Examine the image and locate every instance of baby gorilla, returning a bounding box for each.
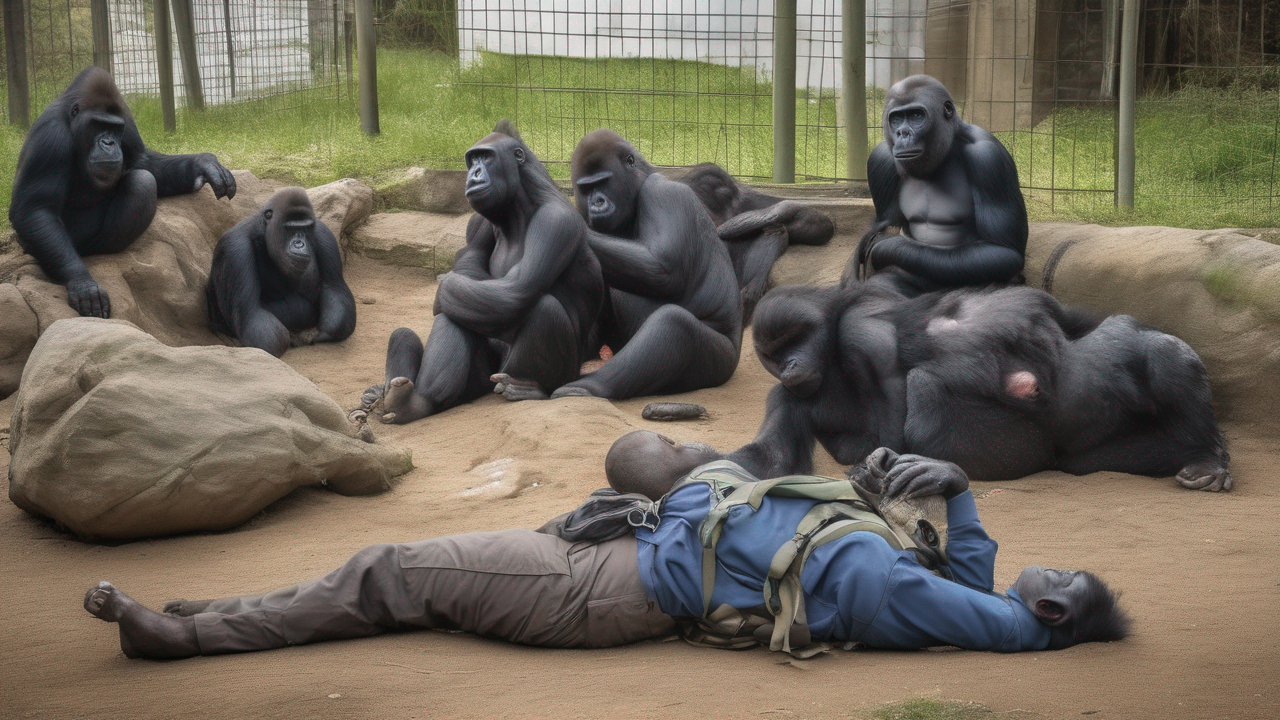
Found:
[206,188,356,357]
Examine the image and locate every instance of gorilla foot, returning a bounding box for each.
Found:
[1004,371,1039,399]
[551,385,597,399]
[490,374,548,401]
[162,598,215,616]
[380,376,417,423]
[348,383,385,425]
[1176,459,1233,492]
[84,581,199,659]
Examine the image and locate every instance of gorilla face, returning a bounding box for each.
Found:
[464,133,525,217]
[571,129,647,235]
[262,188,320,297]
[882,75,958,178]
[71,105,126,192]
[752,291,830,399]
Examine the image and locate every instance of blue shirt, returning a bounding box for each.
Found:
[635,479,1051,652]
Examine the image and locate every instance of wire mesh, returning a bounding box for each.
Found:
[0,0,351,120]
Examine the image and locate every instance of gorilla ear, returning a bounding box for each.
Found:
[625,153,635,166]
[69,103,79,120]
[514,147,526,164]
[493,118,522,141]
[264,208,274,220]
[943,101,956,120]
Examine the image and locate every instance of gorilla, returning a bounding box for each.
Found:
[726,283,1232,492]
[844,75,1027,295]
[9,67,236,318]
[551,130,742,399]
[356,121,604,424]
[672,163,834,321]
[205,188,355,357]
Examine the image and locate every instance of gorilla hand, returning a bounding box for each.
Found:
[191,153,237,199]
[882,454,970,501]
[66,275,111,318]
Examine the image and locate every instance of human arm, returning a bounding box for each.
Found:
[311,222,357,343]
[585,175,695,300]
[435,204,581,336]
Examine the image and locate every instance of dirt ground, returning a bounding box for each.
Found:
[1,254,1277,720]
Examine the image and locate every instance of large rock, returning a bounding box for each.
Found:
[1025,224,1280,431]
[375,167,470,215]
[0,172,374,399]
[348,211,471,274]
[7,318,413,539]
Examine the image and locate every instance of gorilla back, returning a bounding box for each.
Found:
[10,67,236,318]
[728,284,1231,492]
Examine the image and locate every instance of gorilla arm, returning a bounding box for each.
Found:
[8,124,83,284]
[867,139,1026,286]
[311,222,356,343]
[434,203,580,337]
[135,145,236,199]
[209,227,290,356]
[584,174,694,301]
[725,383,819,478]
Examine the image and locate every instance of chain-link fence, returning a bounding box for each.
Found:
[448,0,1278,221]
[1,0,352,124]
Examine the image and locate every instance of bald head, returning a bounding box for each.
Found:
[605,431,722,500]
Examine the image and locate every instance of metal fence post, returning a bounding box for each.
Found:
[773,0,796,183]
[842,0,867,181]
[3,0,29,128]
[1116,0,1139,209]
[154,0,177,132]
[90,0,112,74]
[355,0,379,135]
[171,0,205,111]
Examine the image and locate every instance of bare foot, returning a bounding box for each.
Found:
[379,376,418,424]
[83,581,199,659]
[1004,371,1039,399]
[1176,459,1233,492]
[163,598,216,616]
[490,374,548,401]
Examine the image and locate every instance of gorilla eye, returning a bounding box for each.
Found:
[263,209,273,220]
[909,110,925,121]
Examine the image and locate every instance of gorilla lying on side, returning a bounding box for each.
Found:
[672,163,834,321]
[10,67,236,318]
[725,283,1232,491]
[206,188,356,357]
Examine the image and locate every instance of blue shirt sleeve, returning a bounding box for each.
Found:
[942,491,997,592]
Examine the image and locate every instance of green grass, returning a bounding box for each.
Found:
[0,49,1276,237]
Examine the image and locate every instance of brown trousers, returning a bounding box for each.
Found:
[189,530,676,654]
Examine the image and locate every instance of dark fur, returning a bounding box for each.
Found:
[374,121,605,423]
[206,188,354,357]
[727,283,1230,489]
[549,129,742,399]
[671,163,834,322]
[10,67,236,318]
[1048,572,1132,649]
[843,75,1026,295]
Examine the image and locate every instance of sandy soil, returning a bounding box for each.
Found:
[1,254,1277,720]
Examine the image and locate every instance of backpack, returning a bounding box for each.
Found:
[665,460,950,657]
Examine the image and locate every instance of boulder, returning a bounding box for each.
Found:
[7,318,413,539]
[347,211,471,274]
[0,172,374,399]
[375,167,471,215]
[1025,224,1280,431]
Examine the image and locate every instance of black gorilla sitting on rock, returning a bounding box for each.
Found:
[206,188,356,357]
[9,67,236,318]
[844,74,1027,295]
[354,121,604,424]
[726,283,1232,492]
[550,130,742,399]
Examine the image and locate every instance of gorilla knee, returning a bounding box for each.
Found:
[123,168,158,198]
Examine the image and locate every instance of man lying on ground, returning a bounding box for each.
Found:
[83,431,1129,658]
